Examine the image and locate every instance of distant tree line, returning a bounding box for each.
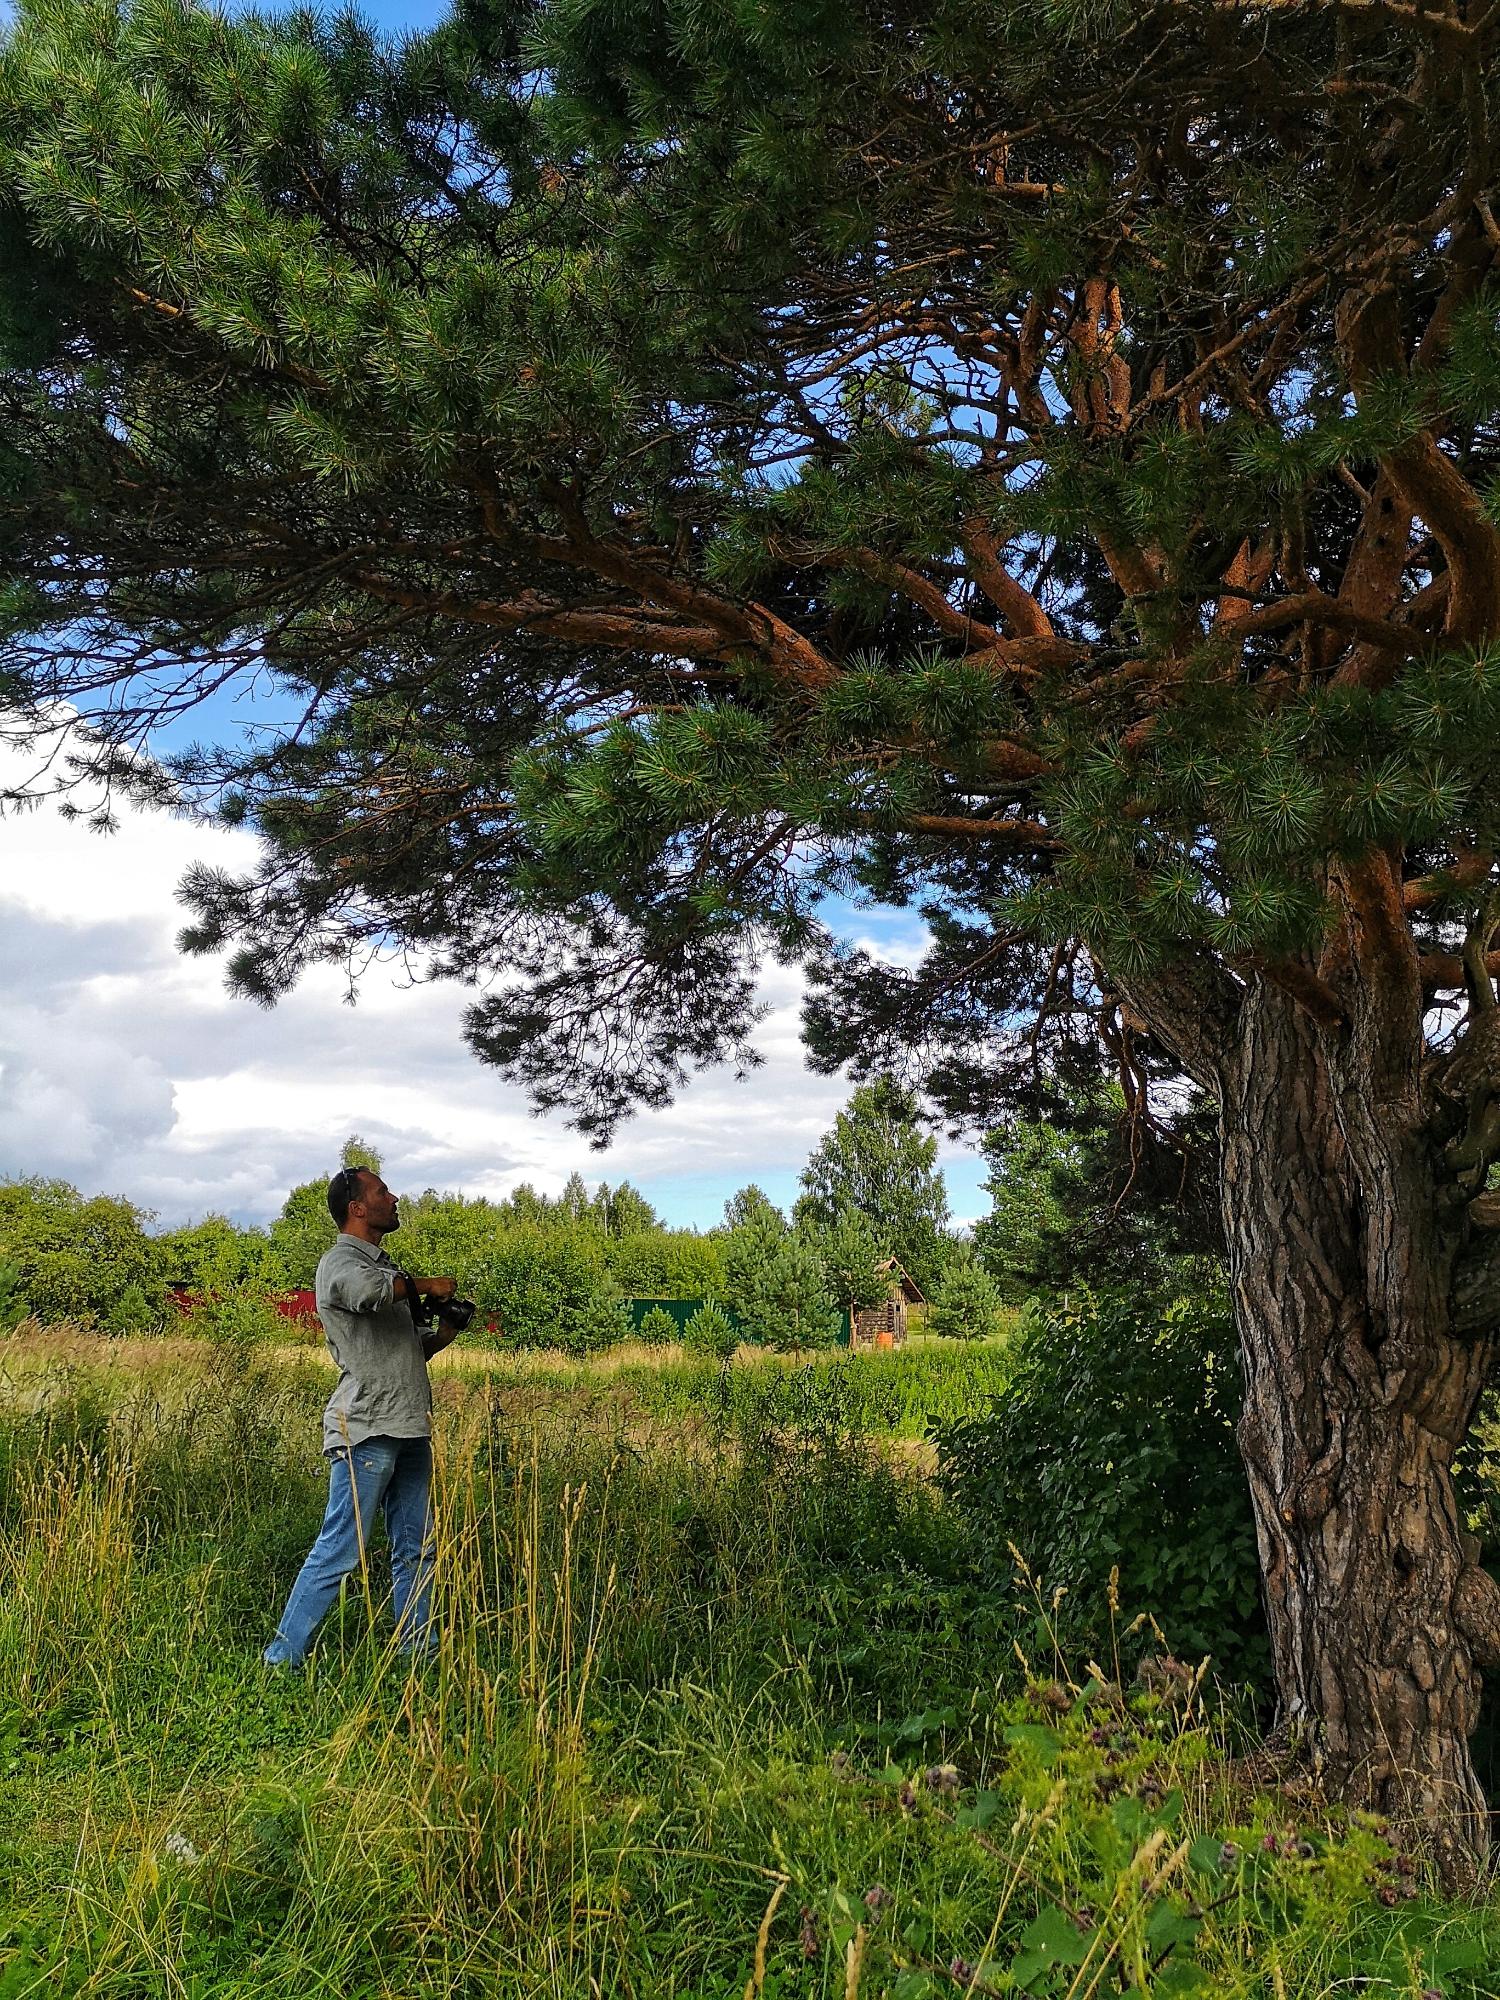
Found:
[1,1078,1151,1350]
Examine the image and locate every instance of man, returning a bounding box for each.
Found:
[263,1165,461,1668]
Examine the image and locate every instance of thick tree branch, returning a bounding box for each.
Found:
[1112,955,1243,1095]
[960,515,1055,639]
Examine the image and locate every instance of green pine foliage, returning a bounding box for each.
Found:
[563,1285,635,1356]
[12,0,1500,1141]
[738,1233,842,1353]
[926,1251,1007,1343]
[722,1188,790,1304]
[809,1206,889,1318]
[681,1298,737,1360]
[974,1086,1221,1301]
[635,1302,679,1345]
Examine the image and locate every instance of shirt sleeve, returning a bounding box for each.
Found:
[326,1250,398,1315]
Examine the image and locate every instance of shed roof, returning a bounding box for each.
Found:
[875,1257,926,1305]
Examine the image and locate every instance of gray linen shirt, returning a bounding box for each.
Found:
[314,1233,433,1455]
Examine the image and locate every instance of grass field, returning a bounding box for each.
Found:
[3,1324,1500,1999]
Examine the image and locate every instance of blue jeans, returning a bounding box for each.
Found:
[264,1434,437,1666]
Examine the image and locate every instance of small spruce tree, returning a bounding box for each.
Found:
[740,1237,842,1355]
[927,1252,1007,1344]
[637,1303,680,1346]
[682,1300,737,1361]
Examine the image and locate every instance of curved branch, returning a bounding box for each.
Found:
[1112,954,1242,1095]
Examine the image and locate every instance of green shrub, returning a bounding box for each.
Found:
[603,1228,727,1298]
[267,1179,338,1288]
[0,1259,25,1331]
[926,1251,1006,1341]
[103,1282,163,1336]
[937,1285,1267,1685]
[636,1304,680,1346]
[0,1177,165,1325]
[682,1300,737,1360]
[181,1285,298,1346]
[470,1228,607,1347]
[563,1287,634,1355]
[155,1213,287,1294]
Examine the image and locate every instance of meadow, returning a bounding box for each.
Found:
[3,1323,1500,2000]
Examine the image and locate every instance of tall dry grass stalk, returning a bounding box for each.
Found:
[34,1417,631,1999]
[1,1450,136,1720]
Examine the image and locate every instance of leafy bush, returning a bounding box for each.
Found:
[470,1228,608,1347]
[926,1251,1007,1342]
[103,1282,163,1336]
[376,1189,510,1288]
[636,1304,680,1346]
[267,1179,338,1289]
[603,1228,727,1298]
[0,1177,165,1325]
[682,1300,737,1360]
[181,1286,301,1346]
[155,1213,288,1294]
[0,1259,25,1331]
[937,1286,1266,1685]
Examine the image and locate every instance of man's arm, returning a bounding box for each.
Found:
[392,1274,457,1305]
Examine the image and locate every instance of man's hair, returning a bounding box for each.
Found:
[327,1165,374,1227]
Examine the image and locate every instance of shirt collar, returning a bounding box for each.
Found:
[338,1232,388,1261]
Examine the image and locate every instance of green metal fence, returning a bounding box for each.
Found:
[626,1297,854,1342]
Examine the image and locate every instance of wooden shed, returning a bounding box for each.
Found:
[849,1259,925,1351]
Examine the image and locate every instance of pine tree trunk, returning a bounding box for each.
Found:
[1218,980,1500,1885]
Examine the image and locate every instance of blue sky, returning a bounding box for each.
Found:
[0,0,993,1235]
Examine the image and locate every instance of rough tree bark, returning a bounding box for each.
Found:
[1122,912,1500,1888]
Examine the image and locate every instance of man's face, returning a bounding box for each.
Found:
[351,1172,400,1235]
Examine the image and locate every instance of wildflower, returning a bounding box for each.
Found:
[925,1762,961,1797]
[829,1749,857,1780]
[162,1832,201,1866]
[863,1884,891,1915]
[1218,1841,1239,1865]
[1261,1832,1280,1853]
[948,1956,975,1986]
[898,1779,918,1813]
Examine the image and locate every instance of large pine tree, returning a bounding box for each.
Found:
[6,0,1500,1871]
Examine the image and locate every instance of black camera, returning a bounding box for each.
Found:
[401,1276,477,1334]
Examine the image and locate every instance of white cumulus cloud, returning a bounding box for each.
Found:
[3,742,990,1227]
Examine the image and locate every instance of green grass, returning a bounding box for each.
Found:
[2,1326,1499,1998]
